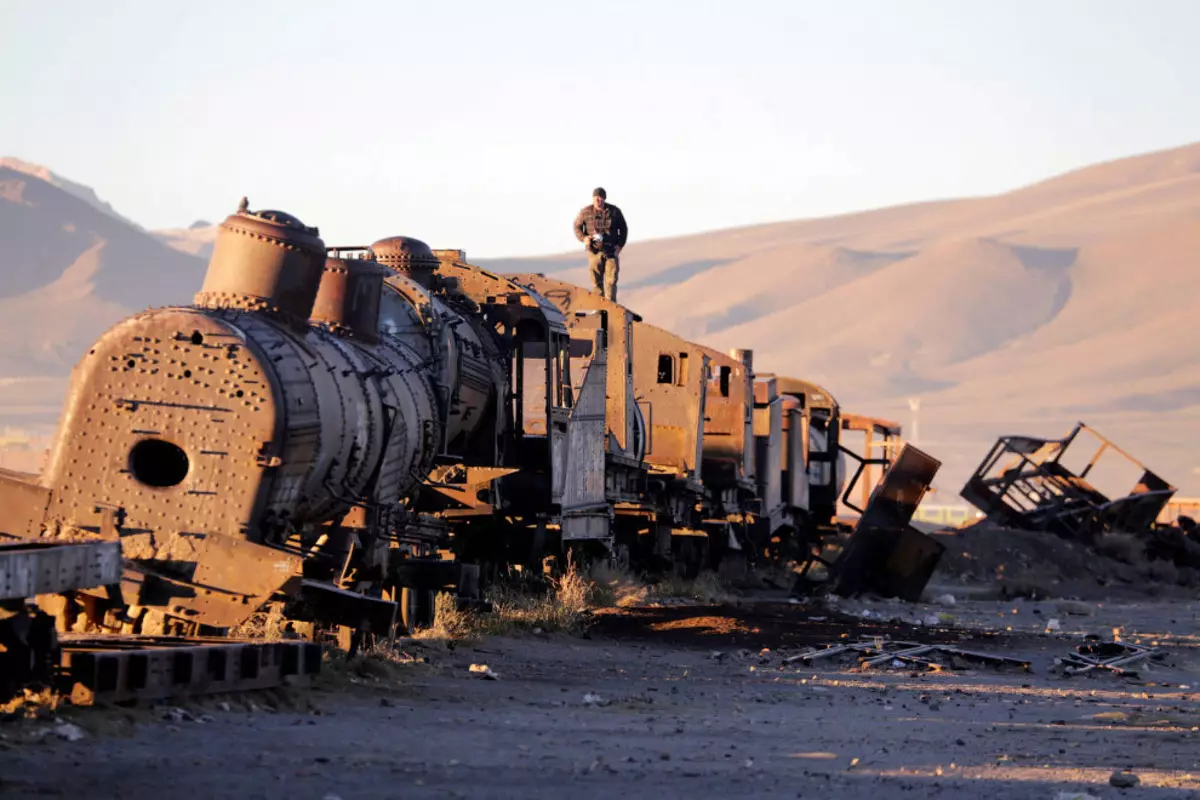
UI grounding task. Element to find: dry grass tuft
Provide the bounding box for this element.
[412,557,648,642]
[587,559,649,608]
[229,604,296,641]
[649,571,732,604]
[315,640,429,691]
[412,591,475,642]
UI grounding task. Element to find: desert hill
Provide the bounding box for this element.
[0,161,206,441]
[482,142,1200,497]
[152,220,218,259]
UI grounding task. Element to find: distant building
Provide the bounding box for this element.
[912,504,980,528]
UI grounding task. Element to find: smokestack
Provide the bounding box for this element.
[311,255,386,343]
[194,199,326,329]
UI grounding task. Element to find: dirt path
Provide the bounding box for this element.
[4,597,1199,799]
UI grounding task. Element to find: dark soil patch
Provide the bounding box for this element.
[931,523,1198,600]
[585,601,1014,653]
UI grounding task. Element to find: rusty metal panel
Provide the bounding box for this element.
[164,535,304,630]
[856,444,941,530]
[562,330,608,522]
[549,406,570,504]
[627,320,706,478]
[0,470,51,540]
[785,407,809,513]
[753,378,783,522]
[832,443,944,601]
[41,310,283,545]
[519,343,551,437]
[0,541,122,601]
[696,344,751,485]
[562,513,610,541]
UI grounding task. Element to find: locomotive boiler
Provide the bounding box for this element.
[0,204,490,633]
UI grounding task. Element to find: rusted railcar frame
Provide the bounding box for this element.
[961,421,1176,540]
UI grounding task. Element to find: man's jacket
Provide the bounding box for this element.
[574,203,628,255]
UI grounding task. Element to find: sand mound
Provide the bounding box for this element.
[933,522,1199,601]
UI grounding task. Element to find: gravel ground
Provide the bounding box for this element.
[3,595,1199,799]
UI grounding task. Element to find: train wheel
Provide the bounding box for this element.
[399,587,421,634]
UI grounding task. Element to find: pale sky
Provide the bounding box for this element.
[2,0,1198,257]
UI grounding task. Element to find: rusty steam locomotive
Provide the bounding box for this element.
[0,199,943,642]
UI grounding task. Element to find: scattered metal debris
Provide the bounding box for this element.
[783,638,1031,672]
[961,422,1175,541]
[1057,637,1165,677]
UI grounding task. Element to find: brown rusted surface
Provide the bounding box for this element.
[371,235,442,288]
[311,255,386,343]
[830,443,944,601]
[0,191,947,644]
[0,469,51,539]
[767,374,844,525]
[694,344,754,489]
[194,202,326,328]
[627,320,708,479]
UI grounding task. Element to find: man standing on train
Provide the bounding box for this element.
[573,187,628,302]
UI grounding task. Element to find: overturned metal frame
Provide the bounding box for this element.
[830,443,944,601]
[839,413,904,518]
[794,443,944,601]
[961,422,1176,540]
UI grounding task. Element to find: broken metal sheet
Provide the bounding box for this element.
[292,580,398,635]
[1057,638,1165,677]
[783,638,1031,672]
[0,541,122,601]
[831,443,945,602]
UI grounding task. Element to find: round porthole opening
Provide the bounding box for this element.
[129,439,189,488]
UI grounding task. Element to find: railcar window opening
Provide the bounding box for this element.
[719,366,731,397]
[656,354,674,385]
[676,352,688,387]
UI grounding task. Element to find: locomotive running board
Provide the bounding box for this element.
[59,635,322,705]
